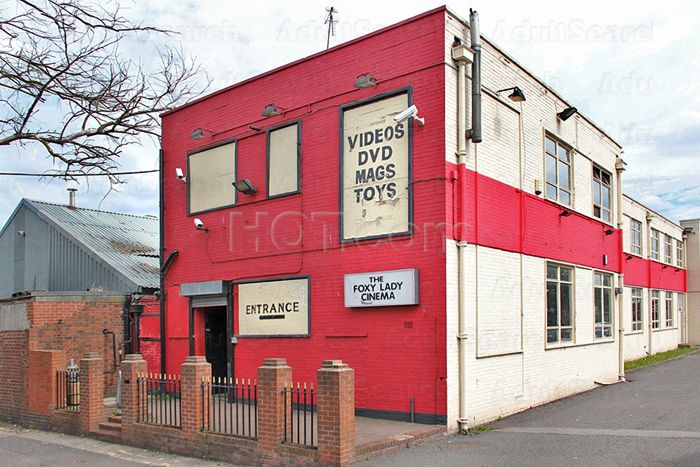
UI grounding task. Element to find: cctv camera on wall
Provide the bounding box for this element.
[176,167,186,182]
[393,105,425,126]
[194,218,206,231]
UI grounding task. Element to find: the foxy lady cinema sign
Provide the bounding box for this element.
[340,90,412,241]
[344,269,419,307]
[237,277,310,337]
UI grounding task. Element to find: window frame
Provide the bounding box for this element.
[631,287,643,332]
[266,120,302,199]
[545,263,575,346]
[594,271,614,340]
[665,291,674,328]
[676,239,685,268]
[186,138,238,216]
[664,234,672,264]
[651,290,661,329]
[630,218,642,256]
[544,134,573,207]
[592,165,612,223]
[650,228,660,261]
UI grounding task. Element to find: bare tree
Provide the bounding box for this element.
[0,0,209,182]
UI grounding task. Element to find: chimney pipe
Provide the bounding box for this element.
[469,9,482,143]
[67,188,77,209]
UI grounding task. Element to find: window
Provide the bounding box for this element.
[594,272,613,339]
[546,264,574,344]
[545,136,572,206]
[650,229,660,260]
[593,166,612,222]
[664,235,672,264]
[665,292,674,327]
[631,288,643,332]
[677,239,685,268]
[630,219,642,255]
[267,121,300,197]
[651,290,660,329]
[188,141,236,214]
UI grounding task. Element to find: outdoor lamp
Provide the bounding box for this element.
[497,86,526,102]
[557,107,577,121]
[232,179,256,195]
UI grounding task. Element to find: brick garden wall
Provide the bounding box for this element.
[0,330,28,423]
[27,296,126,396]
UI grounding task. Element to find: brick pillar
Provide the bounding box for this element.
[27,350,66,415]
[317,360,355,466]
[257,358,292,454]
[180,356,211,439]
[121,354,147,428]
[79,352,104,433]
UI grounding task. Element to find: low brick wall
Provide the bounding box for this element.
[0,330,28,424]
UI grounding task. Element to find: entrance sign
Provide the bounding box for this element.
[344,269,419,307]
[237,277,310,337]
[340,90,412,241]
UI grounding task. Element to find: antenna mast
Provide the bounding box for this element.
[324,7,338,49]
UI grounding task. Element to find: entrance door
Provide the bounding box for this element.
[204,309,227,380]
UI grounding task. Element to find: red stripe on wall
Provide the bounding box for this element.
[447,162,622,273]
[623,255,687,292]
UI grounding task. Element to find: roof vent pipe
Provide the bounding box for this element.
[67,187,77,209]
[469,9,482,143]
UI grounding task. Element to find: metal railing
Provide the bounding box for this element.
[283,382,316,447]
[137,373,181,428]
[202,377,257,438]
[55,368,80,412]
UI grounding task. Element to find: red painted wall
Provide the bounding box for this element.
[446,163,623,273]
[161,8,449,420]
[624,256,687,292]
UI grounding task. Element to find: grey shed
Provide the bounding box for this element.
[0,198,159,299]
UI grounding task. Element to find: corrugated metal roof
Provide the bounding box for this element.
[24,200,159,289]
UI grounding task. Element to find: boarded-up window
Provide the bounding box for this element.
[188,142,236,214]
[267,122,300,197]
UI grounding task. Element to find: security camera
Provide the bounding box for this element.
[175,167,186,182]
[194,218,206,231]
[393,105,425,126]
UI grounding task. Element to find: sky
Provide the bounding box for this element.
[1,0,699,224]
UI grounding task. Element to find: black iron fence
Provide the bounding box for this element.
[283,382,316,447]
[55,368,80,412]
[201,377,257,438]
[137,373,181,428]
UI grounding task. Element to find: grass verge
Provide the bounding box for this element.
[625,347,698,372]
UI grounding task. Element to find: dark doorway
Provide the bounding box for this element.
[204,309,227,380]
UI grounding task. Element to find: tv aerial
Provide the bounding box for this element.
[324,7,339,49]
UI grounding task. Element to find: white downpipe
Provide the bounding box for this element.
[456,56,469,433]
[615,158,626,381]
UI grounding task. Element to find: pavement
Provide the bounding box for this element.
[0,424,236,466]
[359,350,700,466]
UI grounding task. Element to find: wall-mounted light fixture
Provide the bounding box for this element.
[604,228,615,235]
[560,209,572,217]
[557,107,577,121]
[175,167,186,183]
[354,73,377,89]
[393,105,425,126]
[232,179,256,195]
[261,104,282,117]
[663,265,669,269]
[603,254,609,265]
[190,128,214,140]
[249,125,262,132]
[497,86,526,102]
[17,230,25,237]
[675,268,680,272]
[534,180,542,195]
[683,226,694,235]
[194,218,207,232]
[615,287,623,295]
[626,254,634,260]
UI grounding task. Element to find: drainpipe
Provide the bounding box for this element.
[468,9,482,144]
[452,23,476,434]
[646,211,654,355]
[615,157,626,381]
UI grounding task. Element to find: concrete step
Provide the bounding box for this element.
[98,421,122,433]
[108,415,122,424]
[90,428,122,444]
